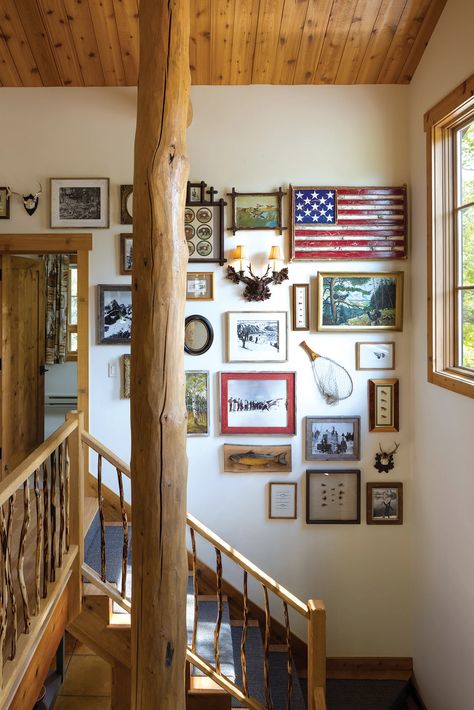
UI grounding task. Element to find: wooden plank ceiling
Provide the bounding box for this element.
[0,0,447,87]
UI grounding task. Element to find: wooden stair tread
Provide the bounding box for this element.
[84,496,98,533]
[230,619,259,627]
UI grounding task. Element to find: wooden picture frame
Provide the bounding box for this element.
[292,284,309,331]
[356,341,395,370]
[0,187,10,219]
[122,354,131,398]
[317,272,404,331]
[220,372,296,435]
[226,311,288,363]
[223,444,291,473]
[186,180,226,266]
[120,233,133,274]
[186,272,214,301]
[51,178,109,228]
[227,187,286,234]
[98,284,131,344]
[185,370,210,436]
[184,315,214,356]
[306,469,361,524]
[368,378,399,432]
[305,416,360,461]
[269,482,297,520]
[366,483,403,525]
[120,184,133,224]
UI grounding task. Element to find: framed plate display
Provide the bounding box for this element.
[51,178,109,228]
[367,483,403,525]
[317,272,404,331]
[185,181,227,265]
[120,233,133,274]
[120,184,133,224]
[269,482,297,520]
[227,187,286,234]
[306,469,361,524]
[98,285,131,344]
[292,284,309,331]
[186,272,214,300]
[220,372,296,435]
[226,311,287,363]
[305,416,360,461]
[356,341,395,370]
[0,187,10,219]
[368,378,399,432]
[185,370,210,436]
[184,315,214,356]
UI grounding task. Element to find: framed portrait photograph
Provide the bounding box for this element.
[356,341,395,370]
[269,482,297,520]
[120,234,133,275]
[185,315,214,356]
[305,416,360,461]
[292,284,309,331]
[368,378,399,432]
[186,272,214,301]
[185,371,210,436]
[317,272,404,331]
[220,372,296,435]
[227,188,286,234]
[98,285,132,344]
[367,483,403,525]
[0,187,10,219]
[51,178,109,228]
[226,311,287,363]
[306,469,361,524]
[122,354,131,399]
[120,185,133,224]
[223,444,291,473]
[185,180,226,266]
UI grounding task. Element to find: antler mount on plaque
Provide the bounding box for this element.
[374,442,400,473]
[7,182,42,215]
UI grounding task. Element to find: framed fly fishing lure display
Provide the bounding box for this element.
[368,378,399,432]
[306,469,361,524]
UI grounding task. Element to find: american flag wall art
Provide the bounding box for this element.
[289,185,407,261]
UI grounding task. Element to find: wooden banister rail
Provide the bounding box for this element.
[314,686,327,710]
[308,600,326,710]
[81,431,131,479]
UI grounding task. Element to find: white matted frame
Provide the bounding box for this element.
[268,482,297,519]
[226,311,288,363]
[51,178,109,228]
[356,342,395,370]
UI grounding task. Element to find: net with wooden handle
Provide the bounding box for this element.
[300,340,353,405]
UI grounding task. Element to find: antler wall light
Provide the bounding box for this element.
[225,245,288,302]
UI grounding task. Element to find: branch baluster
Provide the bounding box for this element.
[65,439,70,552]
[50,450,57,582]
[18,481,31,634]
[214,547,223,674]
[116,467,128,599]
[241,570,249,697]
[190,528,198,654]
[97,455,106,582]
[33,469,42,615]
[58,443,65,567]
[283,601,293,710]
[42,462,49,598]
[6,495,17,660]
[263,585,273,710]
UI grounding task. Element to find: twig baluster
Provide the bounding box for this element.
[283,601,293,710]
[65,439,70,552]
[42,462,49,598]
[116,467,128,599]
[18,481,31,634]
[97,455,106,582]
[263,585,273,710]
[6,495,17,659]
[58,442,65,567]
[50,450,57,582]
[190,528,198,653]
[214,547,223,674]
[33,469,42,614]
[241,570,249,697]
[0,505,8,686]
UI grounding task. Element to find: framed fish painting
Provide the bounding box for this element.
[223,444,292,473]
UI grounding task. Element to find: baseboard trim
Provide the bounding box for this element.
[327,657,413,680]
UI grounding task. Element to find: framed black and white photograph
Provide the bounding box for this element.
[306,469,360,524]
[120,184,133,224]
[0,187,10,219]
[356,341,395,370]
[120,234,133,275]
[98,285,132,344]
[226,311,287,362]
[269,482,297,520]
[367,483,403,525]
[51,178,109,228]
[186,371,210,436]
[305,416,360,461]
[186,272,214,300]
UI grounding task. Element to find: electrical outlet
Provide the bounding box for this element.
[108,362,117,378]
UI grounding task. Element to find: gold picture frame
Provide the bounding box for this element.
[186,272,214,300]
[368,378,399,432]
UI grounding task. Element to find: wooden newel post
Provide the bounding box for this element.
[66,410,84,622]
[131,0,191,709]
[307,599,326,710]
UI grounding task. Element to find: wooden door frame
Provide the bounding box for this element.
[0,234,92,430]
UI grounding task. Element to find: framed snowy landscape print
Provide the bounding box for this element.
[98,285,132,344]
[226,311,287,363]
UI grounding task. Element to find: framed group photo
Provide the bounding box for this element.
[226,311,287,363]
[305,416,360,461]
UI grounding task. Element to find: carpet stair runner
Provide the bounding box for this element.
[84,517,415,710]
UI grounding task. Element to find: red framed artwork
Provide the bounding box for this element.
[220,372,296,435]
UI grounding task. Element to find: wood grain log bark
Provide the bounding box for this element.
[131,0,190,708]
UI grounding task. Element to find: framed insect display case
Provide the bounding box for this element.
[306,469,361,524]
[185,181,227,265]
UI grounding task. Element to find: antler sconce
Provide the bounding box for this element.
[226,245,288,302]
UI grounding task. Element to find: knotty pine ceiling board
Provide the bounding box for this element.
[0,0,448,87]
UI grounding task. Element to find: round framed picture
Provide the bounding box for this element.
[187,242,195,256]
[197,224,212,239]
[185,207,195,222]
[185,224,195,240]
[185,315,214,355]
[196,240,212,257]
[196,207,212,223]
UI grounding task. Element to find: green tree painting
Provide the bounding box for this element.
[185,371,209,435]
[321,276,398,328]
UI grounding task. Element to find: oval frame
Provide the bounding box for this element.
[185,315,214,356]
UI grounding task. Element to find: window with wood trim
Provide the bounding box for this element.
[426,74,474,397]
[66,256,78,360]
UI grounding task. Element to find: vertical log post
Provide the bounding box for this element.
[131,1,191,708]
[307,599,326,710]
[67,411,84,622]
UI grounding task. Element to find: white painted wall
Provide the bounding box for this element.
[0,83,412,655]
[409,1,474,707]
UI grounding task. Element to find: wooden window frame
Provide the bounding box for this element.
[426,73,474,398]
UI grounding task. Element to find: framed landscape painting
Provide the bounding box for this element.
[185,371,210,436]
[226,311,287,362]
[51,178,109,228]
[317,272,403,331]
[220,372,296,435]
[227,188,286,234]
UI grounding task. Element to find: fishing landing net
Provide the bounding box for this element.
[300,340,353,405]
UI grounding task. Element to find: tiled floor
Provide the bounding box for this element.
[52,633,111,710]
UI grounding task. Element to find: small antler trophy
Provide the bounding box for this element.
[374,442,400,473]
[7,182,42,216]
[226,245,288,301]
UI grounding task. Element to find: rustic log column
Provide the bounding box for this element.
[131,1,190,708]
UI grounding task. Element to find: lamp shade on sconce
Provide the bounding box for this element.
[233,245,249,272]
[269,245,282,272]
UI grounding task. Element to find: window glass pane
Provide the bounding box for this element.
[70,265,78,325]
[70,332,78,353]
[460,121,474,206]
[461,206,474,286]
[461,290,474,369]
